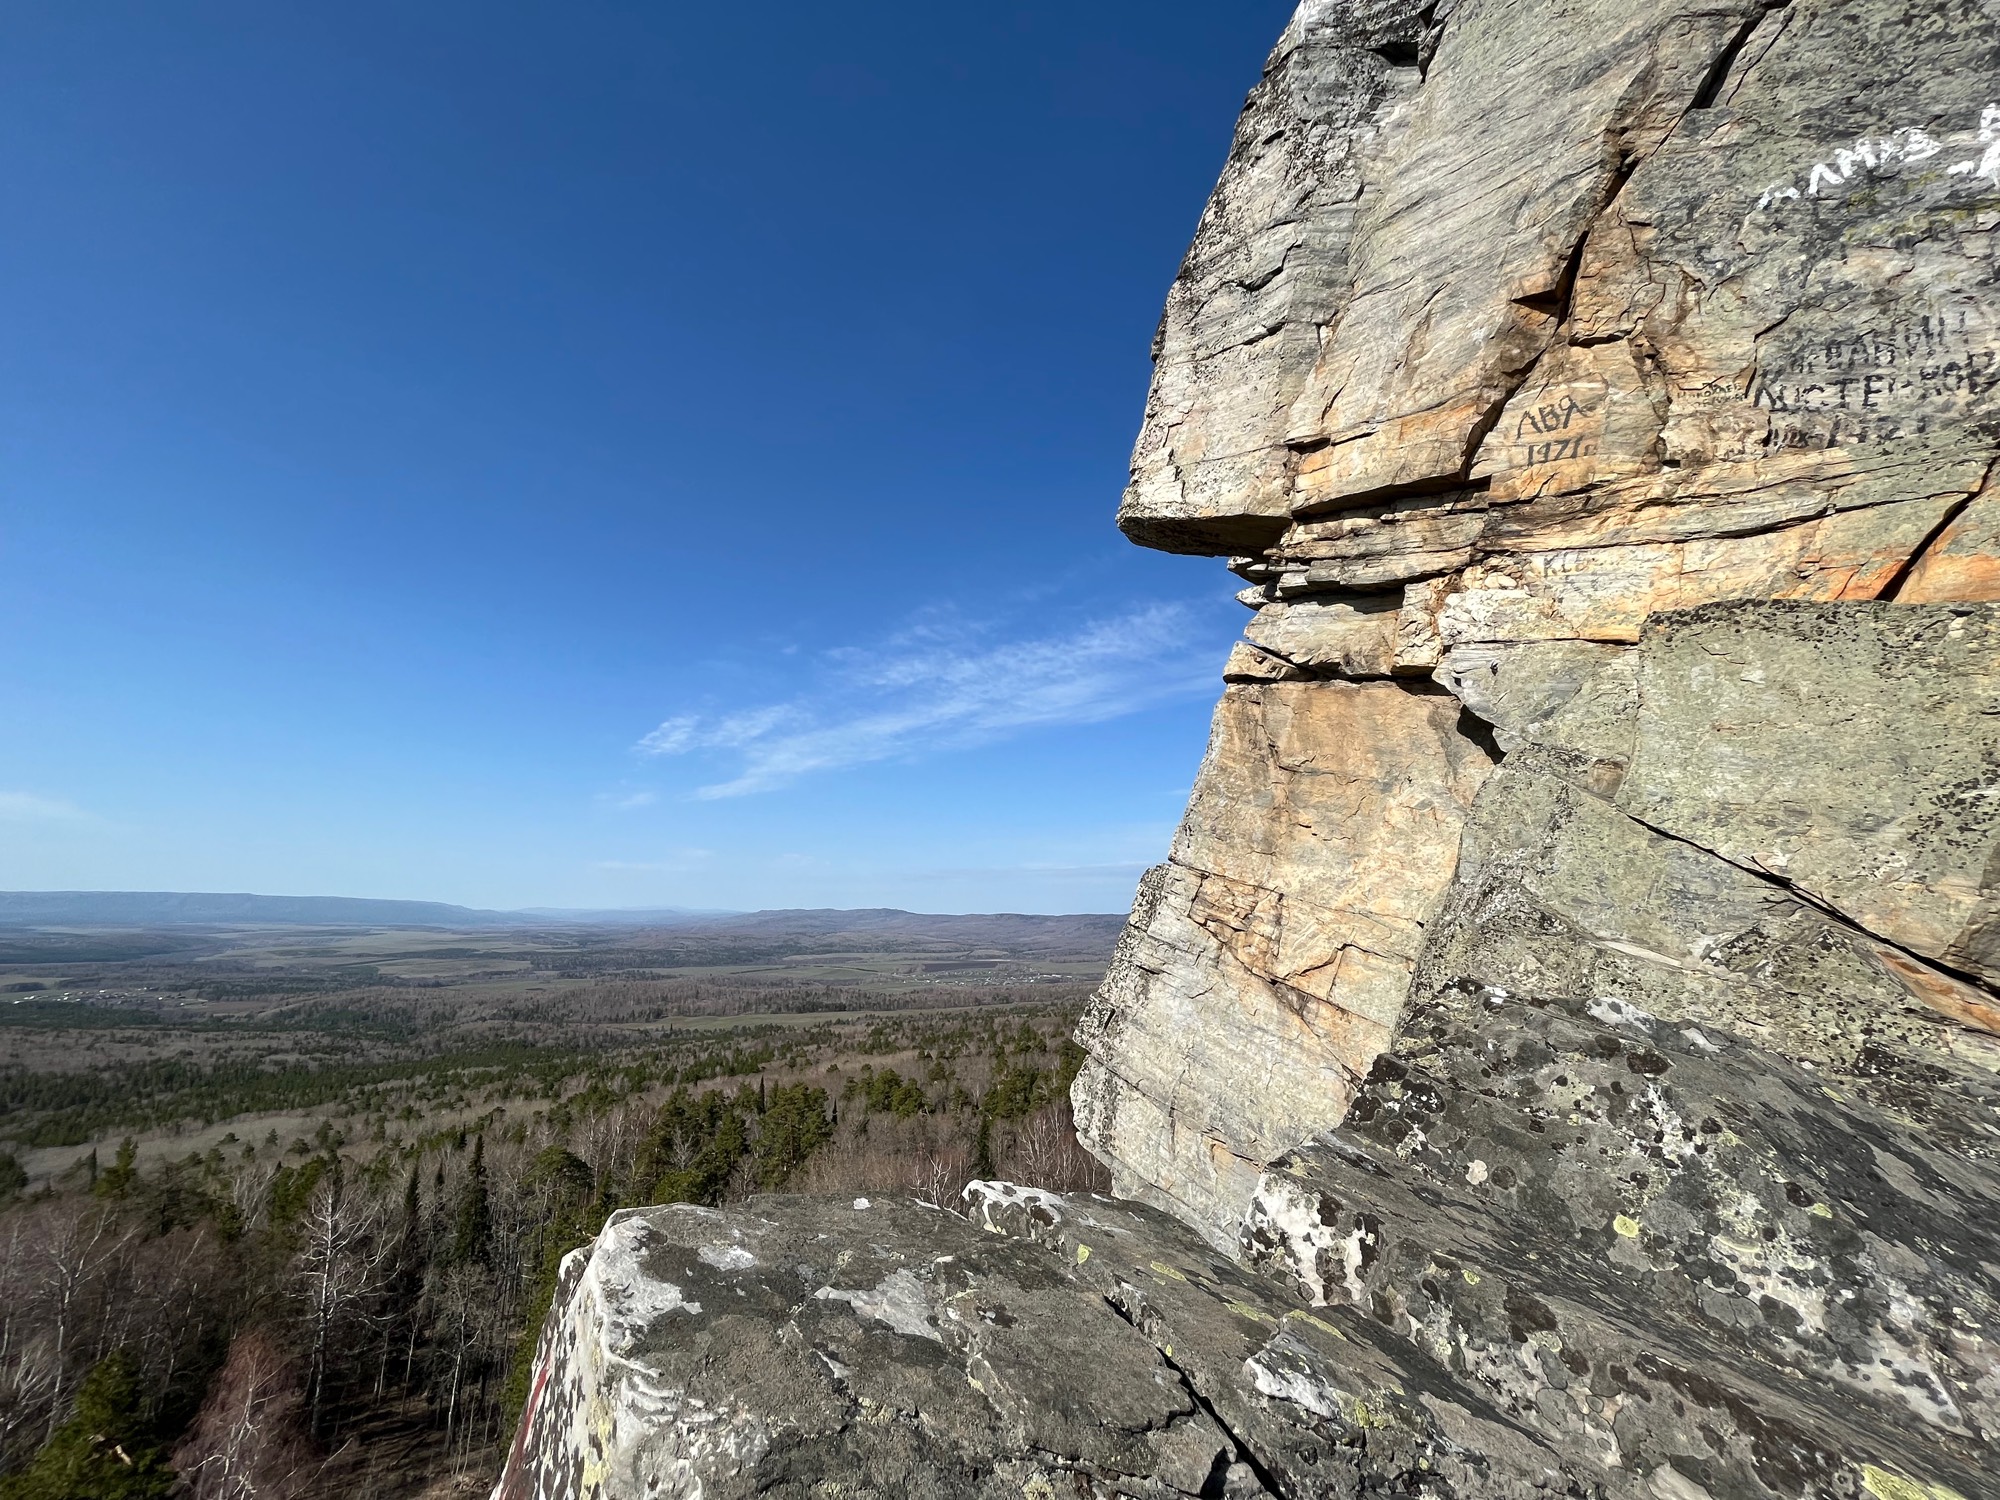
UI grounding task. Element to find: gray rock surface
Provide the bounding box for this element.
[1082,0,2000,1269]
[494,1185,1614,1500]
[1240,981,1997,1500]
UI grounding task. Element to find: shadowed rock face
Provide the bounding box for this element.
[500,2,2000,1495]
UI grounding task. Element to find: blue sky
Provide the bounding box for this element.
[0,1,1291,914]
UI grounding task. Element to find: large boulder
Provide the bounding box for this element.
[492,1186,1611,1499]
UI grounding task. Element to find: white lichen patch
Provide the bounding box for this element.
[1242,1172,1343,1306]
[962,1179,1067,1233]
[583,1216,704,1361]
[1587,996,1655,1033]
[517,1212,766,1500]
[815,1267,940,1342]
[1244,1336,1342,1419]
[698,1243,758,1271]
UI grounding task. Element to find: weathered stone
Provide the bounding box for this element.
[1222,641,1311,683]
[1432,641,1629,752]
[1615,601,2000,985]
[1433,494,1961,647]
[1073,682,1495,1244]
[1088,0,2000,1488]
[497,1187,1614,1500]
[1286,0,1767,512]
[1242,595,1400,676]
[1118,2,1430,554]
[1239,981,1999,1500]
[1902,492,2000,604]
[1427,745,2000,1081]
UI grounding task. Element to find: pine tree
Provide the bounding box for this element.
[0,1352,171,1499]
[451,1135,492,1267]
[93,1139,138,1200]
[973,1114,995,1180]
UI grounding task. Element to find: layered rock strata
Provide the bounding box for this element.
[1075,0,2000,1244]
[500,2,2000,1495]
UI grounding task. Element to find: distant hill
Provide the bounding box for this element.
[0,893,1126,938]
[508,906,735,925]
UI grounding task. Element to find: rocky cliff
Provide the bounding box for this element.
[497,3,2000,1496]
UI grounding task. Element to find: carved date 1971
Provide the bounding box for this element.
[1514,393,1595,466]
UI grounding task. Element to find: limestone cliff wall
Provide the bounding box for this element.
[1073,0,2000,1247]
[497,5,2000,1496]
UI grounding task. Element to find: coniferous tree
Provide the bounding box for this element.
[451,1136,492,1268]
[973,1114,995,1180]
[0,1352,171,1500]
[93,1140,138,1201]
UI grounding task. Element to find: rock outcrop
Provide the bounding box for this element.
[494,1186,1653,1500]
[500,2,2000,1495]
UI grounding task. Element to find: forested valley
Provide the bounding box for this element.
[0,917,1114,1497]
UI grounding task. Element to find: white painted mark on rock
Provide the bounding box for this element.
[1756,105,1999,209]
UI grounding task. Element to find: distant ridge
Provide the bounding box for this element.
[0,892,1123,931]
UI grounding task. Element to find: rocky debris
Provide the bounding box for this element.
[499,1,2000,1495]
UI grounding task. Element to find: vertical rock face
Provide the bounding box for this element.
[1076,0,2000,1248]
[502,5,2000,1496]
[1073,680,1496,1234]
[1074,0,2000,1488]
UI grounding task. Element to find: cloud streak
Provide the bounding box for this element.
[635,602,1218,798]
[0,792,88,822]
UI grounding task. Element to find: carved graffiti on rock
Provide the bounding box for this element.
[1751,305,1997,449]
[1513,393,1596,466]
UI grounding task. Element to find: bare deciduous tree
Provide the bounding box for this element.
[1005,1102,1107,1194]
[172,1328,313,1500]
[292,1179,393,1438]
[23,1200,136,1440]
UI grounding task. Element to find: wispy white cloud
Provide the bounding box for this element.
[595,850,712,873]
[0,792,88,822]
[635,602,1218,798]
[595,789,659,811]
[634,717,698,756]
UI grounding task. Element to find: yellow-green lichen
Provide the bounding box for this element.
[1284,1310,1346,1340]
[1225,1299,1279,1326]
[1860,1463,1967,1500]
